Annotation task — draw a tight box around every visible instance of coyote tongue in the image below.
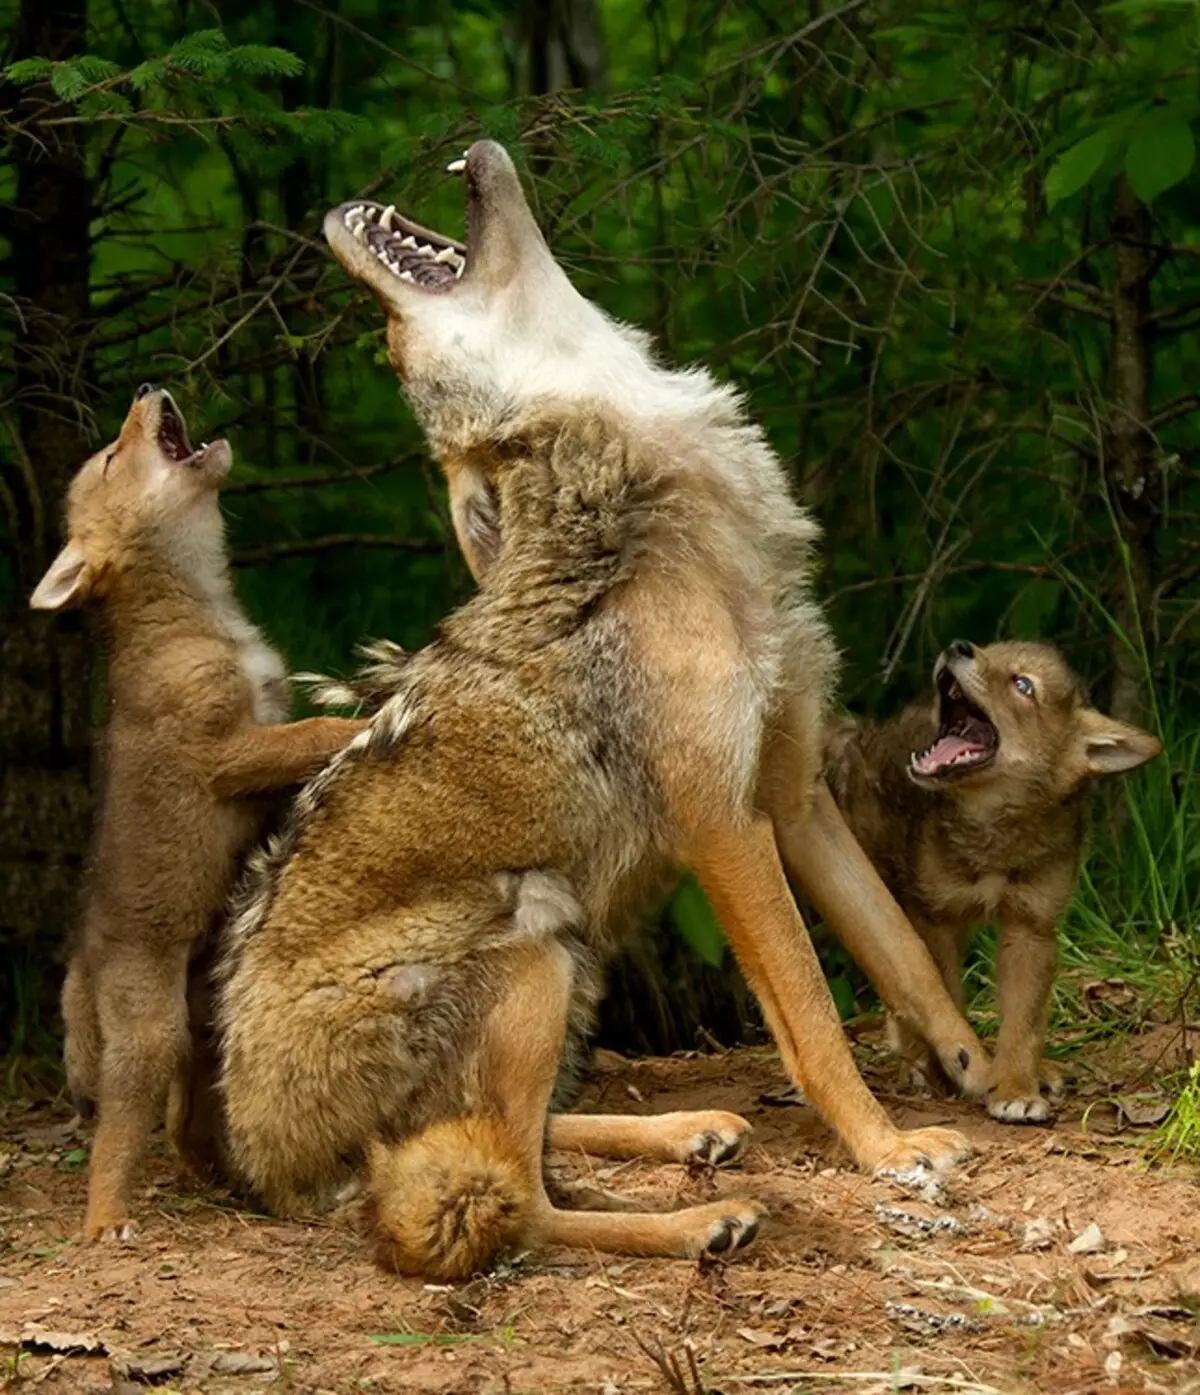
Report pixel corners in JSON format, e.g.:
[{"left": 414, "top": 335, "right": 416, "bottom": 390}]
[{"left": 912, "top": 724, "right": 993, "bottom": 777}]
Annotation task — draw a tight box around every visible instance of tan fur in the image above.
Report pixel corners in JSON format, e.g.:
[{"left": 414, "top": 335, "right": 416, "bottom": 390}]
[
  {"left": 367, "top": 1117, "right": 531, "bottom": 1279},
  {"left": 825, "top": 640, "right": 1161, "bottom": 1121},
  {"left": 215, "top": 142, "right": 979, "bottom": 1280},
  {"left": 32, "top": 388, "right": 365, "bottom": 1238}
]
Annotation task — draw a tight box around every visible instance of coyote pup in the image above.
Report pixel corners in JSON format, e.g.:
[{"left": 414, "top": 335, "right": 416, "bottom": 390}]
[
  {"left": 826, "top": 639, "right": 1161, "bottom": 1122},
  {"left": 215, "top": 141, "right": 981, "bottom": 1282},
  {"left": 31, "top": 386, "right": 364, "bottom": 1238}
]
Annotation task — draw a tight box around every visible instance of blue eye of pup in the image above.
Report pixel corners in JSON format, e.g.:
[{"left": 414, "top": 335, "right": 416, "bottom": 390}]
[{"left": 1013, "top": 674, "right": 1034, "bottom": 698}]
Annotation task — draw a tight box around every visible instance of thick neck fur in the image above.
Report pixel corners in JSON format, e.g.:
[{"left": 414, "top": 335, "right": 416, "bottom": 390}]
[{"left": 100, "top": 510, "right": 281, "bottom": 716}]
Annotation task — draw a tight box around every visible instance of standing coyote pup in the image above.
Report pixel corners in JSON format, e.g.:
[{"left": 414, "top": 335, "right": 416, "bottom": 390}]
[
  {"left": 31, "top": 386, "right": 364, "bottom": 1239},
  {"left": 216, "top": 141, "right": 984, "bottom": 1282},
  {"left": 826, "top": 639, "right": 1161, "bottom": 1122}
]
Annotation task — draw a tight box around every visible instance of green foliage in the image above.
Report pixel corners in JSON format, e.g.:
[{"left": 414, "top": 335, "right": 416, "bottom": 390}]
[{"left": 1, "top": 0, "right": 1199, "bottom": 1063}]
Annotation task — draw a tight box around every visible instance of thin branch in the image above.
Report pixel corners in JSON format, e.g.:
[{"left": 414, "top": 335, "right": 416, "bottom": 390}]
[
  {"left": 223, "top": 455, "right": 422, "bottom": 495},
  {"left": 233, "top": 534, "right": 446, "bottom": 567}
]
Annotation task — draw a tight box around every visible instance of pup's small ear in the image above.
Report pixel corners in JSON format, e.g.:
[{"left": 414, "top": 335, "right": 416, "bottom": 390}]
[
  {"left": 1078, "top": 707, "right": 1162, "bottom": 776},
  {"left": 30, "top": 540, "right": 92, "bottom": 611}
]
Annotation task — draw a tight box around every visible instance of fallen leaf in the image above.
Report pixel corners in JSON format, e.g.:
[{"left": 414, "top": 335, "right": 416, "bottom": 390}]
[
  {"left": 1114, "top": 1093, "right": 1172, "bottom": 1128},
  {"left": 737, "top": 1325, "right": 789, "bottom": 1350},
  {"left": 110, "top": 1350, "right": 187, "bottom": 1382},
  {"left": 2, "top": 1326, "right": 107, "bottom": 1356},
  {"left": 1021, "top": 1217, "right": 1055, "bottom": 1251},
  {"left": 208, "top": 1351, "right": 279, "bottom": 1374},
  {"left": 1068, "top": 1222, "right": 1105, "bottom": 1255}
]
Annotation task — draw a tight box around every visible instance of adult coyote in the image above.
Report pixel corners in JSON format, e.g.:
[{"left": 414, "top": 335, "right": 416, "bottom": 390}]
[{"left": 219, "top": 142, "right": 984, "bottom": 1277}]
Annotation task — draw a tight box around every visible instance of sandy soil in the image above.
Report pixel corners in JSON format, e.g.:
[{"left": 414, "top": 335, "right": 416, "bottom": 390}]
[{"left": 2, "top": 1022, "right": 1198, "bottom": 1395}]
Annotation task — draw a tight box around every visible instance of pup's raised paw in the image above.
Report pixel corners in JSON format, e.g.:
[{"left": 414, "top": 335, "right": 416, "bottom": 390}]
[
  {"left": 872, "top": 1126, "right": 974, "bottom": 1184},
  {"left": 691, "top": 1200, "right": 764, "bottom": 1258},
  {"left": 680, "top": 1111, "right": 752, "bottom": 1167}
]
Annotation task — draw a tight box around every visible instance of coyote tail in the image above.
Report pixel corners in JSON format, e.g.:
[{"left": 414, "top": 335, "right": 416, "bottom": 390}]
[{"left": 366, "top": 1116, "right": 532, "bottom": 1280}]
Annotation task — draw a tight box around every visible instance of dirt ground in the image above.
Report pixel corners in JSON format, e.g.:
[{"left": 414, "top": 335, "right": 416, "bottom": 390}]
[{"left": 2, "top": 1020, "right": 1198, "bottom": 1395}]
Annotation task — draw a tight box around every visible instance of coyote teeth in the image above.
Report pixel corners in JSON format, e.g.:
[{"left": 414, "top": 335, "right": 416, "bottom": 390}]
[
  {"left": 353, "top": 221, "right": 368, "bottom": 244},
  {"left": 446, "top": 157, "right": 466, "bottom": 173},
  {"left": 380, "top": 205, "right": 396, "bottom": 231},
  {"left": 434, "top": 246, "right": 460, "bottom": 265},
  {"left": 400, "top": 235, "right": 418, "bottom": 250},
  {"left": 454, "top": 262, "right": 465, "bottom": 279},
  {"left": 399, "top": 269, "right": 415, "bottom": 283},
  {"left": 416, "top": 243, "right": 435, "bottom": 259}
]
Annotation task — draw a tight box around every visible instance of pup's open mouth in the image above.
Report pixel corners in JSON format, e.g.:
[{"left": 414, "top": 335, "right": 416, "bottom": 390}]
[
  {"left": 337, "top": 201, "right": 467, "bottom": 294},
  {"left": 158, "top": 396, "right": 193, "bottom": 462},
  {"left": 157, "top": 396, "right": 224, "bottom": 472},
  {"left": 910, "top": 667, "right": 999, "bottom": 781}
]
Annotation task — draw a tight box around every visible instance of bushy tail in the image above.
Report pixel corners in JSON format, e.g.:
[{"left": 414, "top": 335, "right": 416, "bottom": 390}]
[{"left": 366, "top": 1116, "right": 532, "bottom": 1280}]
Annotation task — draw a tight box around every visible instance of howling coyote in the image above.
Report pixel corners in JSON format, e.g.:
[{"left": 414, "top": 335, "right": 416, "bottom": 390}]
[
  {"left": 218, "top": 142, "right": 987, "bottom": 1278},
  {"left": 31, "top": 387, "right": 363, "bottom": 1240}
]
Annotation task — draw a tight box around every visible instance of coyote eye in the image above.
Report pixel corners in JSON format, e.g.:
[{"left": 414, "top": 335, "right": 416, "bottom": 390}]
[{"left": 1013, "top": 674, "right": 1035, "bottom": 698}]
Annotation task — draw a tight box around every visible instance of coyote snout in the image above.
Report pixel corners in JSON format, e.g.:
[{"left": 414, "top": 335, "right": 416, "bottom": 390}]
[{"left": 828, "top": 639, "right": 1161, "bottom": 1123}]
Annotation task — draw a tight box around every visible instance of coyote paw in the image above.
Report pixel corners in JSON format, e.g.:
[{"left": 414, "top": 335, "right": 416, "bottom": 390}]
[
  {"left": 694, "top": 1200, "right": 764, "bottom": 1258},
  {"left": 681, "top": 1112, "right": 752, "bottom": 1167},
  {"left": 86, "top": 1218, "right": 138, "bottom": 1243},
  {"left": 872, "top": 1126, "right": 974, "bottom": 1186},
  {"left": 987, "top": 1069, "right": 1062, "bottom": 1124}
]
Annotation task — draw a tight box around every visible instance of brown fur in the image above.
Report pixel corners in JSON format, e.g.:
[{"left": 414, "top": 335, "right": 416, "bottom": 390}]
[
  {"left": 216, "top": 142, "right": 983, "bottom": 1279},
  {"left": 825, "top": 640, "right": 1161, "bottom": 1121},
  {"left": 31, "top": 388, "right": 365, "bottom": 1238}
]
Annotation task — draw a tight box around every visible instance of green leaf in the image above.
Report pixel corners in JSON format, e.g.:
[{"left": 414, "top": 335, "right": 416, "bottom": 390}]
[
  {"left": 828, "top": 975, "right": 856, "bottom": 1021},
  {"left": 1125, "top": 114, "right": 1196, "bottom": 204},
  {"left": 49, "top": 63, "right": 89, "bottom": 102},
  {"left": 1045, "top": 128, "right": 1115, "bottom": 209},
  {"left": 669, "top": 875, "right": 725, "bottom": 967},
  {"left": 3, "top": 57, "right": 54, "bottom": 84}
]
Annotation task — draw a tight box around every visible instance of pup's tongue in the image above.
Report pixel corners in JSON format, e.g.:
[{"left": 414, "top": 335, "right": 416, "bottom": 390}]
[{"left": 912, "top": 732, "right": 986, "bottom": 776}]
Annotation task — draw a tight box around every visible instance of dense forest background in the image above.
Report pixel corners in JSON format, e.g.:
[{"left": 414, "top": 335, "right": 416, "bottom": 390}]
[{"left": 1, "top": 0, "right": 1197, "bottom": 1071}]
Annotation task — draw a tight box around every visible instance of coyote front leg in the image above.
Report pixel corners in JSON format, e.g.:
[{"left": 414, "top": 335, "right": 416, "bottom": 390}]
[
  {"left": 771, "top": 776, "right": 991, "bottom": 1101},
  {"left": 209, "top": 716, "right": 367, "bottom": 798},
  {"left": 689, "top": 815, "right": 971, "bottom": 1177},
  {"left": 987, "top": 921, "right": 1063, "bottom": 1123}
]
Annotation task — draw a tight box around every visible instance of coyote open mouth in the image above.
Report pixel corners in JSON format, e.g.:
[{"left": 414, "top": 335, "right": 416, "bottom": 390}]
[
  {"left": 910, "top": 666, "right": 999, "bottom": 782},
  {"left": 337, "top": 201, "right": 467, "bottom": 293},
  {"left": 158, "top": 396, "right": 193, "bottom": 462}
]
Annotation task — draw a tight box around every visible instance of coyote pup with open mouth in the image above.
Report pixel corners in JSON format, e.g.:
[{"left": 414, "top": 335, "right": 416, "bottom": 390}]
[
  {"left": 826, "top": 640, "right": 1161, "bottom": 1121},
  {"left": 32, "top": 387, "right": 364, "bottom": 1239}
]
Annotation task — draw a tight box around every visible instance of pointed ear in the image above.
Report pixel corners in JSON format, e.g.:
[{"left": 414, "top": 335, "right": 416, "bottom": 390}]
[
  {"left": 29, "top": 540, "right": 93, "bottom": 611},
  {"left": 1078, "top": 707, "right": 1162, "bottom": 776}
]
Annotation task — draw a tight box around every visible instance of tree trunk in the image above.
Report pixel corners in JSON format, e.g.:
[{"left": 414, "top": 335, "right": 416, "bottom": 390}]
[
  {"left": 517, "top": 0, "right": 607, "bottom": 95},
  {"left": 0, "top": 0, "right": 94, "bottom": 1052},
  {"left": 1105, "top": 176, "right": 1158, "bottom": 724}
]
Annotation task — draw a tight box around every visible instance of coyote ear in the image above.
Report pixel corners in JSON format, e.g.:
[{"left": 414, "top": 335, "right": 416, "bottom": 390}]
[
  {"left": 1078, "top": 707, "right": 1162, "bottom": 776},
  {"left": 30, "top": 540, "right": 93, "bottom": 611}
]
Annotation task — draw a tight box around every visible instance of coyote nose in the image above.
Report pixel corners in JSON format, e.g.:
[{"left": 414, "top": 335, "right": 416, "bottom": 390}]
[
  {"left": 947, "top": 638, "right": 975, "bottom": 660},
  {"left": 135, "top": 382, "right": 157, "bottom": 400}
]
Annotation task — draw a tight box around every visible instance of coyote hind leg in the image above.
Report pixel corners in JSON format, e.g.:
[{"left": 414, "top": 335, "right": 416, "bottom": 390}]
[
  {"left": 62, "top": 952, "right": 101, "bottom": 1118},
  {"left": 368, "top": 941, "right": 763, "bottom": 1277},
  {"left": 549, "top": 1110, "right": 751, "bottom": 1167},
  {"left": 85, "top": 941, "right": 191, "bottom": 1239}
]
